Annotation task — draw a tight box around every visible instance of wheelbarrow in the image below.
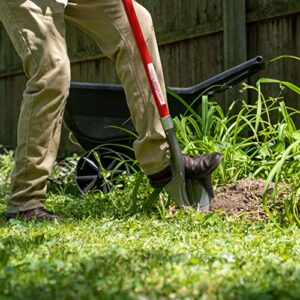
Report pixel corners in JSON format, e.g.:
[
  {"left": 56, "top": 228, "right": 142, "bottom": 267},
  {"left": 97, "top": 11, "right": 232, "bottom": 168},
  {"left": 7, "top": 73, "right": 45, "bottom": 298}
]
[{"left": 64, "top": 55, "right": 264, "bottom": 197}]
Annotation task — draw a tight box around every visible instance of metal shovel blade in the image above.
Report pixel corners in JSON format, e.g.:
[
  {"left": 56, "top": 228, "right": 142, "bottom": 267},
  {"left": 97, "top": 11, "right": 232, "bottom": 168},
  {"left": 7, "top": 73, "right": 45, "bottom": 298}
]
[
  {"left": 186, "top": 175, "right": 214, "bottom": 212},
  {"left": 164, "top": 171, "right": 189, "bottom": 207}
]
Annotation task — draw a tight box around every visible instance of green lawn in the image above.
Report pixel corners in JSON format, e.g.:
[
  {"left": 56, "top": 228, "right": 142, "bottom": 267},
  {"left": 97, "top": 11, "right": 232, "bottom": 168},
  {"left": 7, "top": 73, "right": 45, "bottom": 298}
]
[
  {"left": 1, "top": 71, "right": 300, "bottom": 299},
  {"left": 1, "top": 190, "right": 300, "bottom": 300}
]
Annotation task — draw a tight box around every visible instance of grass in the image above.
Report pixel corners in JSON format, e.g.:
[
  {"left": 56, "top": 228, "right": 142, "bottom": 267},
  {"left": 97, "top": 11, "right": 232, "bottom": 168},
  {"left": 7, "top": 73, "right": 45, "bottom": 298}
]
[
  {"left": 1, "top": 57, "right": 300, "bottom": 298},
  {"left": 1, "top": 194, "right": 300, "bottom": 300},
  {"left": 1, "top": 153, "right": 299, "bottom": 299},
  {"left": 1, "top": 152, "right": 300, "bottom": 299}
]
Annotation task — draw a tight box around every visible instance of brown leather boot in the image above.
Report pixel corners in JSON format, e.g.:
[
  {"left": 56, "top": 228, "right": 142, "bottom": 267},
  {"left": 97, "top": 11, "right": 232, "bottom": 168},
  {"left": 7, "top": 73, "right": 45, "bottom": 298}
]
[
  {"left": 148, "top": 152, "right": 223, "bottom": 188},
  {"left": 6, "top": 207, "right": 64, "bottom": 222}
]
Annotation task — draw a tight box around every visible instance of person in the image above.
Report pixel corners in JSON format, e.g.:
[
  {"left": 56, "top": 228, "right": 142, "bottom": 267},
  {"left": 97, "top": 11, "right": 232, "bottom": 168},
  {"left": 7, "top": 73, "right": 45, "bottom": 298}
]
[{"left": 1, "top": 0, "right": 221, "bottom": 222}]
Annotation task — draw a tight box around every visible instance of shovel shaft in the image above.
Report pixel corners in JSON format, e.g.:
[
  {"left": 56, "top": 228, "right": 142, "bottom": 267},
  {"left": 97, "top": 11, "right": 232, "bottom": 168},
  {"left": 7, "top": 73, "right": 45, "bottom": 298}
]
[
  {"left": 122, "top": 0, "right": 191, "bottom": 207},
  {"left": 161, "top": 116, "right": 190, "bottom": 206},
  {"left": 121, "top": 0, "right": 169, "bottom": 118}
]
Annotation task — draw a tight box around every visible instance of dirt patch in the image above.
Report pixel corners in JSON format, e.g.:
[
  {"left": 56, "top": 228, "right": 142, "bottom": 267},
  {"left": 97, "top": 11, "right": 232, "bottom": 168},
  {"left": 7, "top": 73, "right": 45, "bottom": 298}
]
[{"left": 212, "top": 178, "right": 275, "bottom": 220}]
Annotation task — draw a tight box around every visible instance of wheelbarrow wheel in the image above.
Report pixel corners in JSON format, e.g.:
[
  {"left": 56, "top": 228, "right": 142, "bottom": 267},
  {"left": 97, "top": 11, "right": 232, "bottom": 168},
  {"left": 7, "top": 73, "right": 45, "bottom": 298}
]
[{"left": 75, "top": 147, "right": 132, "bottom": 194}]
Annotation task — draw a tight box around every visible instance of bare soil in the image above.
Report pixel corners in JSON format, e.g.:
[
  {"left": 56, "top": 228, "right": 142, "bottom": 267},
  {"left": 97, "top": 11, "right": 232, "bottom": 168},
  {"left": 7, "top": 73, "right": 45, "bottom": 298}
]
[{"left": 212, "top": 178, "right": 274, "bottom": 220}]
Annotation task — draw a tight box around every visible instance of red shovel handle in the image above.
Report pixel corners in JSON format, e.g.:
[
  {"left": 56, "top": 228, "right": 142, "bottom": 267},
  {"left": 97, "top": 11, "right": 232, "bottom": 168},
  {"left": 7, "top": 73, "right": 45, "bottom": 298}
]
[{"left": 122, "top": 0, "right": 169, "bottom": 118}]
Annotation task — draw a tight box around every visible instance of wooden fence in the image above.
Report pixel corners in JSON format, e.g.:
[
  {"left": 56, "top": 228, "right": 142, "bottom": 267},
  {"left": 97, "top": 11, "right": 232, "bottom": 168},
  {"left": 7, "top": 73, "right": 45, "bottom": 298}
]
[{"left": 0, "top": 0, "right": 300, "bottom": 153}]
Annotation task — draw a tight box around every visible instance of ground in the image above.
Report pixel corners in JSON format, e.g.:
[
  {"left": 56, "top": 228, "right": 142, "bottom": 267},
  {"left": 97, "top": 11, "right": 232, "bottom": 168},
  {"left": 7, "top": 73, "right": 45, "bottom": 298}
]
[{"left": 212, "top": 178, "right": 269, "bottom": 220}]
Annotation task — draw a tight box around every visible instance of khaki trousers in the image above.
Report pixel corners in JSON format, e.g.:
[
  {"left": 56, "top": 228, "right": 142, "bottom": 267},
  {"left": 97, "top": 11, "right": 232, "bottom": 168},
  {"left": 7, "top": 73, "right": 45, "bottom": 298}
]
[{"left": 0, "top": 0, "right": 170, "bottom": 213}]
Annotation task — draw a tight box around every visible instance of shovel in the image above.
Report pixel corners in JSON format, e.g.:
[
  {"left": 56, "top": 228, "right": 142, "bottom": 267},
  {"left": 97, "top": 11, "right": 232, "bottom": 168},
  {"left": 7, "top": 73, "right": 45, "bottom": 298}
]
[{"left": 121, "top": 0, "right": 219, "bottom": 211}]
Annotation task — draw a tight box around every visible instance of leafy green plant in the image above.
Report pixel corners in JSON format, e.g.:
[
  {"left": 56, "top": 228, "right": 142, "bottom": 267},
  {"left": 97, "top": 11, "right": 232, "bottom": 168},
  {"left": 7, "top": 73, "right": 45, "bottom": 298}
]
[
  {"left": 170, "top": 71, "right": 300, "bottom": 227},
  {"left": 255, "top": 78, "right": 300, "bottom": 227}
]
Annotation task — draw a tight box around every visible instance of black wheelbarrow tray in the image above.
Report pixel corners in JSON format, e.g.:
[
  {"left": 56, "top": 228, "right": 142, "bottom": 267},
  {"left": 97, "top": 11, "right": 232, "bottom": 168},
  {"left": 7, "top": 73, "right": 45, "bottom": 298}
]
[{"left": 64, "top": 56, "right": 264, "bottom": 194}]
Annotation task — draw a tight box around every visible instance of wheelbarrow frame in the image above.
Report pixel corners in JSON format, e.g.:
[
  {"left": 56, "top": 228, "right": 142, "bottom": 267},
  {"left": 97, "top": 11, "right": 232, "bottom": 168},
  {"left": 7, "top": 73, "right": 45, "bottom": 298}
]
[{"left": 64, "top": 55, "right": 264, "bottom": 151}]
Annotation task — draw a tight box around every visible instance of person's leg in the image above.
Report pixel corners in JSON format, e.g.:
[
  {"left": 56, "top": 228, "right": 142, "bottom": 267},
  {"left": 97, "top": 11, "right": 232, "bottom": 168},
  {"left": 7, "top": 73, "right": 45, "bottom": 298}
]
[
  {"left": 65, "top": 0, "right": 170, "bottom": 176},
  {"left": 0, "top": 0, "right": 70, "bottom": 218}
]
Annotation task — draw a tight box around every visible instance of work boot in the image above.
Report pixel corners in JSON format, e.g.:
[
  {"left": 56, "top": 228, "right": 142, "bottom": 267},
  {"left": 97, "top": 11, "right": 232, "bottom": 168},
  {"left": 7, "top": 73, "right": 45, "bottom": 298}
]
[
  {"left": 148, "top": 152, "right": 223, "bottom": 188},
  {"left": 183, "top": 153, "right": 223, "bottom": 180},
  {"left": 6, "top": 207, "right": 64, "bottom": 222}
]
